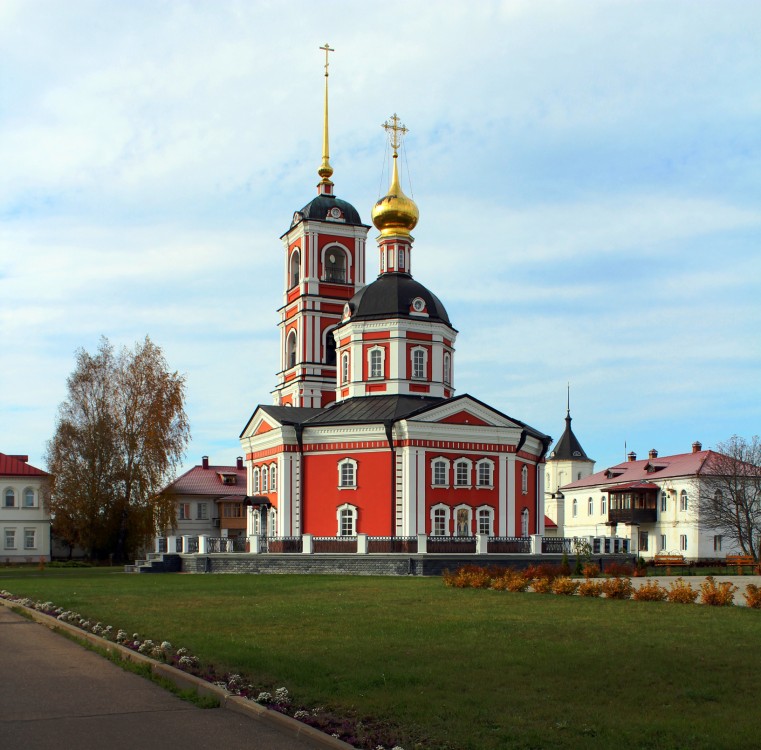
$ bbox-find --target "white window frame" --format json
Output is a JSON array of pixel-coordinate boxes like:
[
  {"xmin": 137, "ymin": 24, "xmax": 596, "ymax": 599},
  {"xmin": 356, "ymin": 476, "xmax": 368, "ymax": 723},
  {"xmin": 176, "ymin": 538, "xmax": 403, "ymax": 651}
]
[
  {"xmin": 323, "ymin": 244, "xmax": 349, "ymax": 283},
  {"xmin": 660, "ymin": 534, "xmax": 667, "ymax": 551},
  {"xmin": 4, "ymin": 528, "xmax": 16, "ymax": 549},
  {"xmin": 661, "ymin": 491, "xmax": 668, "ymax": 511},
  {"xmin": 521, "ymin": 465, "xmax": 529, "ymax": 494},
  {"xmin": 286, "ymin": 330, "xmax": 297, "ymax": 370},
  {"xmin": 24, "ymin": 528, "xmax": 36, "ymax": 550},
  {"xmin": 713, "ymin": 535, "xmax": 722, "ymax": 552},
  {"xmin": 270, "ymin": 509, "xmax": 277, "ymax": 537},
  {"xmin": 601, "ymin": 496, "xmax": 607, "ymax": 515},
  {"xmin": 588, "ymin": 497, "xmax": 594, "ymax": 516},
  {"xmin": 341, "ymin": 352, "xmax": 350, "ymax": 384},
  {"xmin": 476, "ymin": 459, "xmax": 494, "ymax": 488},
  {"xmin": 261, "ymin": 467, "xmax": 268, "ymax": 493},
  {"xmin": 289, "ymin": 248, "xmax": 300, "ymax": 288},
  {"xmin": 477, "ymin": 506, "xmax": 493, "ymax": 536},
  {"xmin": 336, "ymin": 503, "xmax": 357, "ymax": 536},
  {"xmin": 443, "ymin": 352, "xmax": 451, "ymax": 385},
  {"xmin": 454, "ymin": 459, "xmax": 472, "ymax": 488},
  {"xmin": 4, "ymin": 489, "xmax": 15, "ymax": 508},
  {"xmin": 410, "ymin": 346, "xmax": 427, "ymax": 380},
  {"xmin": 453, "ymin": 505, "xmax": 472, "ymax": 536},
  {"xmin": 367, "ymin": 346, "xmax": 385, "ymax": 379},
  {"xmin": 431, "ymin": 504, "xmax": 450, "ymax": 536},
  {"xmin": 639, "ymin": 531, "xmax": 649, "ymax": 552},
  {"xmin": 680, "ymin": 534, "xmax": 688, "ymax": 551},
  {"xmin": 253, "ymin": 468, "xmax": 260, "ymax": 494},
  {"xmin": 430, "ymin": 457, "xmax": 450, "ymax": 488},
  {"xmin": 338, "ymin": 458, "xmax": 358, "ymax": 490},
  {"xmin": 270, "ymin": 464, "xmax": 277, "ymax": 492},
  {"xmin": 196, "ymin": 503, "xmax": 209, "ymax": 520},
  {"xmin": 521, "ymin": 508, "xmax": 530, "ymax": 537},
  {"xmin": 23, "ymin": 488, "xmax": 35, "ymax": 508},
  {"xmin": 572, "ymin": 498, "xmax": 578, "ymax": 518},
  {"xmin": 680, "ymin": 490, "xmax": 688, "ymax": 512}
]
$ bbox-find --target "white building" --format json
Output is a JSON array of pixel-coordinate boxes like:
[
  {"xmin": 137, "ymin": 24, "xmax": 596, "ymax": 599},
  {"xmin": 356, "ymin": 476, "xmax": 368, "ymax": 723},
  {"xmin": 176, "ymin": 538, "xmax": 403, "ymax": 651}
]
[
  {"xmin": 1, "ymin": 453, "xmax": 51, "ymax": 562},
  {"xmin": 555, "ymin": 442, "xmax": 740, "ymax": 560}
]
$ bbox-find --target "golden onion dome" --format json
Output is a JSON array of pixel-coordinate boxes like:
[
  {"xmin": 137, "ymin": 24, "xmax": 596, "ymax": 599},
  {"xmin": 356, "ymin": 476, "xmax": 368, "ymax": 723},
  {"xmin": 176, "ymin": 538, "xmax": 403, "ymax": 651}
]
[{"xmin": 372, "ymin": 154, "xmax": 419, "ymax": 237}]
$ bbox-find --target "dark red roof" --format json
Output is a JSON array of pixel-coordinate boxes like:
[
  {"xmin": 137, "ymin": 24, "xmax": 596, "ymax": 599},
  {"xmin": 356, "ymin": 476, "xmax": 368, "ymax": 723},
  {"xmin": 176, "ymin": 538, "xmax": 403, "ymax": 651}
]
[
  {"xmin": 544, "ymin": 515, "xmax": 557, "ymax": 528},
  {"xmin": 163, "ymin": 463, "xmax": 247, "ymax": 497},
  {"xmin": 605, "ymin": 481, "xmax": 660, "ymax": 492},
  {"xmin": 0, "ymin": 453, "xmax": 48, "ymax": 477}
]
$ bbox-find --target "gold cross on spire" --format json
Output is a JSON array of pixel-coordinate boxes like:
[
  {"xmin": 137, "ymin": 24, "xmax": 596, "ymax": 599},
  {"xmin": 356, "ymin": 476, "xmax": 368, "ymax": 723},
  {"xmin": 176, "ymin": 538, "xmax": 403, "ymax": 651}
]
[
  {"xmin": 320, "ymin": 43, "xmax": 334, "ymax": 77},
  {"xmin": 382, "ymin": 113, "xmax": 408, "ymax": 156}
]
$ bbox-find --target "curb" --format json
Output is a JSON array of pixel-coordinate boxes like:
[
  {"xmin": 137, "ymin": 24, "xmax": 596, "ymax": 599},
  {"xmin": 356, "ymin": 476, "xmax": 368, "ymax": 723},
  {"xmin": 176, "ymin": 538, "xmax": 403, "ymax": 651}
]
[{"xmin": 0, "ymin": 597, "xmax": 354, "ymax": 750}]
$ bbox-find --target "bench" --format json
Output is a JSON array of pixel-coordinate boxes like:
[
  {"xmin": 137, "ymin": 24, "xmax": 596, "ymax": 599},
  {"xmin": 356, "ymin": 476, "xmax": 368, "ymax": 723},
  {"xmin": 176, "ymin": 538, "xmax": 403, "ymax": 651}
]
[
  {"xmin": 726, "ymin": 554, "xmax": 755, "ymax": 572},
  {"xmin": 654, "ymin": 554, "xmax": 686, "ymax": 568}
]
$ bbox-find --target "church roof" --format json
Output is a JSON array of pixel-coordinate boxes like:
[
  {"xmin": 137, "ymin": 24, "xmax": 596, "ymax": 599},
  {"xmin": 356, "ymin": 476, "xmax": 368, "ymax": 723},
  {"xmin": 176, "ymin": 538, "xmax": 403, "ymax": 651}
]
[
  {"xmin": 257, "ymin": 405, "xmax": 324, "ymax": 425},
  {"xmin": 305, "ymin": 394, "xmax": 443, "ymax": 425},
  {"xmin": 548, "ymin": 413, "xmax": 592, "ymax": 462},
  {"xmin": 344, "ymin": 272, "xmax": 453, "ymax": 326},
  {"xmin": 0, "ymin": 453, "xmax": 48, "ymax": 477},
  {"xmin": 292, "ymin": 194, "xmax": 365, "ymax": 229}
]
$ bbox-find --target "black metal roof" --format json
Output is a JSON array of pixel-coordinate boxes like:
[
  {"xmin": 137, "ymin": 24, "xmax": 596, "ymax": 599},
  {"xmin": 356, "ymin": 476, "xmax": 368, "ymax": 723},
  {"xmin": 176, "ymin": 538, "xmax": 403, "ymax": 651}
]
[
  {"xmin": 548, "ymin": 413, "xmax": 592, "ymax": 462},
  {"xmin": 304, "ymin": 395, "xmax": 444, "ymax": 425},
  {"xmin": 258, "ymin": 405, "xmax": 324, "ymax": 425},
  {"xmin": 343, "ymin": 272, "xmax": 452, "ymax": 326},
  {"xmin": 294, "ymin": 194, "xmax": 364, "ymax": 227}
]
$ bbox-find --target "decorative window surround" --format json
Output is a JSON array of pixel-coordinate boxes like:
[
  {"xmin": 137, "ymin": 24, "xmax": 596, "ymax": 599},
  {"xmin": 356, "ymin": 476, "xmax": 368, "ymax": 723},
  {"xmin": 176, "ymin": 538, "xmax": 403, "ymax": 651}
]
[
  {"xmin": 453, "ymin": 504, "xmax": 472, "ymax": 536},
  {"xmin": 270, "ymin": 464, "xmax": 277, "ymax": 492},
  {"xmin": 521, "ymin": 465, "xmax": 529, "ymax": 494},
  {"xmin": 411, "ymin": 346, "xmax": 427, "ymax": 380},
  {"xmin": 476, "ymin": 459, "xmax": 494, "ymax": 488},
  {"xmin": 431, "ymin": 504, "xmax": 450, "ymax": 536},
  {"xmin": 454, "ymin": 459, "xmax": 472, "ymax": 488},
  {"xmin": 430, "ymin": 457, "xmax": 451, "ymax": 488},
  {"xmin": 337, "ymin": 503, "xmax": 357, "ymax": 536},
  {"xmin": 367, "ymin": 346, "xmax": 385, "ymax": 380},
  {"xmin": 338, "ymin": 458, "xmax": 358, "ymax": 489},
  {"xmin": 477, "ymin": 506, "xmax": 493, "ymax": 536}
]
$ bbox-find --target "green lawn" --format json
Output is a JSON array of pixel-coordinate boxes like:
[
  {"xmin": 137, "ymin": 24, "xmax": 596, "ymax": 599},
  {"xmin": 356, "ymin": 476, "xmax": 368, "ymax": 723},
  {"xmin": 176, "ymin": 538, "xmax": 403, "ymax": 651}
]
[{"xmin": 2, "ymin": 569, "xmax": 760, "ymax": 750}]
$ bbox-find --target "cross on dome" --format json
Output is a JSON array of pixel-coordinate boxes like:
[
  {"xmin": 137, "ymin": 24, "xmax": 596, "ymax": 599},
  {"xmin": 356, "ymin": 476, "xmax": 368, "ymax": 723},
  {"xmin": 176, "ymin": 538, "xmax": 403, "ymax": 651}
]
[{"xmin": 382, "ymin": 113, "xmax": 408, "ymax": 156}]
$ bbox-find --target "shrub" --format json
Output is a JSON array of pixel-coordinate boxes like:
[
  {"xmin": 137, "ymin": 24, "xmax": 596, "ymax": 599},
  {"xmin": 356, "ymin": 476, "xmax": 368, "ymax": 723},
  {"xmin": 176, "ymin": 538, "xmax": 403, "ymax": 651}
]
[
  {"xmin": 743, "ymin": 584, "xmax": 761, "ymax": 609},
  {"xmin": 632, "ymin": 580, "xmax": 667, "ymax": 602},
  {"xmin": 551, "ymin": 577, "xmax": 579, "ymax": 596},
  {"xmin": 524, "ymin": 563, "xmax": 564, "ymax": 581},
  {"xmin": 582, "ymin": 563, "xmax": 600, "ymax": 579},
  {"xmin": 443, "ymin": 565, "xmax": 492, "ymax": 589},
  {"xmin": 601, "ymin": 577, "xmax": 633, "ymax": 600},
  {"xmin": 699, "ymin": 576, "xmax": 737, "ymax": 607},
  {"xmin": 577, "ymin": 580, "xmax": 603, "ymax": 597},
  {"xmin": 666, "ymin": 578, "xmax": 699, "ymax": 604},
  {"xmin": 491, "ymin": 570, "xmax": 531, "ymax": 592},
  {"xmin": 531, "ymin": 577, "xmax": 553, "ymax": 594},
  {"xmin": 606, "ymin": 561, "xmax": 635, "ymax": 578}
]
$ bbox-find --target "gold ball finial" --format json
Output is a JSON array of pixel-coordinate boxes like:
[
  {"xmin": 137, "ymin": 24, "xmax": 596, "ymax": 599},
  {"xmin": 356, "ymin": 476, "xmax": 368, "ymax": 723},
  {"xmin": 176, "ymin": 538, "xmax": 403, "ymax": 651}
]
[{"xmin": 372, "ymin": 114, "xmax": 419, "ymax": 236}]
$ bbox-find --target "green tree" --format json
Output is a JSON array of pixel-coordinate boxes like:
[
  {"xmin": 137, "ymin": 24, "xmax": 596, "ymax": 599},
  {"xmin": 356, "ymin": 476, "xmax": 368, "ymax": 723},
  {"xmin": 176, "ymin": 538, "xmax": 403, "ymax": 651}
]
[{"xmin": 45, "ymin": 336, "xmax": 189, "ymax": 561}]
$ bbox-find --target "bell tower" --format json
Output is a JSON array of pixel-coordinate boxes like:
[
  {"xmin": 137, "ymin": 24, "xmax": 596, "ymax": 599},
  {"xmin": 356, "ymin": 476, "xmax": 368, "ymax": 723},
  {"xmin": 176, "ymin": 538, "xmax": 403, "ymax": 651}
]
[{"xmin": 273, "ymin": 44, "xmax": 370, "ymax": 408}]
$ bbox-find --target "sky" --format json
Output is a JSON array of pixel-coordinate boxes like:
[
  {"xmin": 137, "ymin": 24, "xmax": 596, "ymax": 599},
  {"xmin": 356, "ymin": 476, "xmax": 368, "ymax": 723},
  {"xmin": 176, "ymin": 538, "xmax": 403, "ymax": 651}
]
[{"xmin": 2, "ymin": 0, "xmax": 760, "ymax": 477}]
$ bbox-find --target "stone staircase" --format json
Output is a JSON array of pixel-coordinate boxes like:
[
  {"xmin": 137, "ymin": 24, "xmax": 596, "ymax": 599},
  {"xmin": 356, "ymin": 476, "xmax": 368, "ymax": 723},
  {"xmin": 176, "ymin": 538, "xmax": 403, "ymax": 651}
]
[{"xmin": 123, "ymin": 552, "xmax": 181, "ymax": 573}]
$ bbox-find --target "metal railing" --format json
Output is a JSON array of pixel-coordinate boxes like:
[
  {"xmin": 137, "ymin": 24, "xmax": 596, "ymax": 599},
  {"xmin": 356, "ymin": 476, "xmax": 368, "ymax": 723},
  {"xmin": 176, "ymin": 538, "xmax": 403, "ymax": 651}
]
[
  {"xmin": 268, "ymin": 536, "xmax": 303, "ymax": 553},
  {"xmin": 207, "ymin": 537, "xmax": 247, "ymax": 553},
  {"xmin": 541, "ymin": 537, "xmax": 572, "ymax": 554},
  {"xmin": 367, "ymin": 536, "xmax": 418, "ymax": 554},
  {"xmin": 313, "ymin": 536, "xmax": 358, "ymax": 553},
  {"xmin": 488, "ymin": 536, "xmax": 531, "ymax": 554},
  {"xmin": 427, "ymin": 536, "xmax": 477, "ymax": 554}
]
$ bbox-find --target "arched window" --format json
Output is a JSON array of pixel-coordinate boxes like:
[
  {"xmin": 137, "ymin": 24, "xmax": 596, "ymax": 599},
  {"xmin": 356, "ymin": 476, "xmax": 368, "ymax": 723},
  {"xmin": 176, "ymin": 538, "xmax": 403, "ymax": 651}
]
[
  {"xmin": 289, "ymin": 249, "xmax": 300, "ymax": 287},
  {"xmin": 443, "ymin": 353, "xmax": 451, "ymax": 385},
  {"xmin": 368, "ymin": 347, "xmax": 384, "ymax": 379},
  {"xmin": 521, "ymin": 508, "xmax": 529, "ymax": 537},
  {"xmin": 337, "ymin": 504, "xmax": 357, "ymax": 536},
  {"xmin": 572, "ymin": 498, "xmax": 578, "ymax": 517},
  {"xmin": 680, "ymin": 489, "xmax": 688, "ymax": 511},
  {"xmin": 588, "ymin": 497, "xmax": 593, "ymax": 515},
  {"xmin": 23, "ymin": 488, "xmax": 35, "ymax": 507},
  {"xmin": 411, "ymin": 347, "xmax": 426, "ymax": 380},
  {"xmin": 454, "ymin": 459, "xmax": 471, "ymax": 487},
  {"xmin": 261, "ymin": 467, "xmax": 268, "ymax": 493},
  {"xmin": 477, "ymin": 507, "xmax": 493, "ymax": 536},
  {"xmin": 476, "ymin": 459, "xmax": 494, "ymax": 488},
  {"xmin": 4, "ymin": 489, "xmax": 15, "ymax": 508},
  {"xmin": 431, "ymin": 505, "xmax": 449, "ymax": 536},
  {"xmin": 521, "ymin": 465, "xmax": 529, "ymax": 494},
  {"xmin": 341, "ymin": 352, "xmax": 350, "ymax": 384},
  {"xmin": 286, "ymin": 330, "xmax": 297, "ymax": 369},
  {"xmin": 325, "ymin": 248, "xmax": 347, "ymax": 283},
  {"xmin": 338, "ymin": 458, "xmax": 357, "ymax": 489},
  {"xmin": 270, "ymin": 465, "xmax": 277, "ymax": 492},
  {"xmin": 432, "ymin": 459, "xmax": 449, "ymax": 487},
  {"xmin": 270, "ymin": 509, "xmax": 277, "ymax": 537},
  {"xmin": 601, "ymin": 496, "xmax": 607, "ymax": 515},
  {"xmin": 252, "ymin": 468, "xmax": 260, "ymax": 493}
]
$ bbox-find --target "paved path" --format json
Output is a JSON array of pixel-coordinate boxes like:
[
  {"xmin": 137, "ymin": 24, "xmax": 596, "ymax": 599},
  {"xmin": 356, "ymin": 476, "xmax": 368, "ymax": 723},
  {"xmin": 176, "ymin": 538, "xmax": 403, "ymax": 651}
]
[{"xmin": 0, "ymin": 606, "xmax": 327, "ymax": 750}]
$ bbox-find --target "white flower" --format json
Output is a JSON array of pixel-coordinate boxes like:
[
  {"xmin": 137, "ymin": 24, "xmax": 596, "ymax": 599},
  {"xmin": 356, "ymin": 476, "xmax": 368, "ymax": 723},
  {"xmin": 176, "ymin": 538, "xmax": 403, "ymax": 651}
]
[
  {"xmin": 255, "ymin": 691, "xmax": 272, "ymax": 704},
  {"xmin": 294, "ymin": 710, "xmax": 310, "ymax": 720},
  {"xmin": 274, "ymin": 687, "xmax": 291, "ymax": 705}
]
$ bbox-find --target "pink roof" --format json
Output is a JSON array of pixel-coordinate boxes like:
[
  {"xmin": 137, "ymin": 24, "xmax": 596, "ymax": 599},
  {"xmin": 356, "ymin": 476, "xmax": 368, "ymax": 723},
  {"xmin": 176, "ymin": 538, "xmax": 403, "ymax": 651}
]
[
  {"xmin": 163, "ymin": 464, "xmax": 247, "ymax": 497},
  {"xmin": 561, "ymin": 450, "xmax": 716, "ymax": 491},
  {"xmin": 0, "ymin": 453, "xmax": 48, "ymax": 477}
]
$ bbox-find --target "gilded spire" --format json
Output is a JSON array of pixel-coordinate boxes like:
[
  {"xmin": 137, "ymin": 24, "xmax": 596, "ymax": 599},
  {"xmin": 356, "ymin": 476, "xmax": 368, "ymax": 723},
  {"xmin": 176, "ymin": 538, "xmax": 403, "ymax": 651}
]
[
  {"xmin": 372, "ymin": 113, "xmax": 419, "ymax": 237},
  {"xmin": 317, "ymin": 43, "xmax": 334, "ymax": 190}
]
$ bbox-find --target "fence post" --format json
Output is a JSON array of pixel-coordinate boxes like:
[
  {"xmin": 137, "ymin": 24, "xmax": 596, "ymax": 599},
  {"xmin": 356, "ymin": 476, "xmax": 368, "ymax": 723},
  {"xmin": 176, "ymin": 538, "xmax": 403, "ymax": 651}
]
[
  {"xmin": 302, "ymin": 534, "xmax": 313, "ymax": 554},
  {"xmin": 181, "ymin": 535, "xmax": 192, "ymax": 553},
  {"xmin": 531, "ymin": 534, "xmax": 543, "ymax": 555},
  {"xmin": 356, "ymin": 533, "xmax": 368, "ymax": 554},
  {"xmin": 249, "ymin": 535, "xmax": 260, "ymax": 554},
  {"xmin": 198, "ymin": 535, "xmax": 208, "ymax": 554},
  {"xmin": 167, "ymin": 536, "xmax": 177, "ymax": 554},
  {"xmin": 476, "ymin": 534, "xmax": 489, "ymax": 555},
  {"xmin": 417, "ymin": 533, "xmax": 427, "ymax": 555}
]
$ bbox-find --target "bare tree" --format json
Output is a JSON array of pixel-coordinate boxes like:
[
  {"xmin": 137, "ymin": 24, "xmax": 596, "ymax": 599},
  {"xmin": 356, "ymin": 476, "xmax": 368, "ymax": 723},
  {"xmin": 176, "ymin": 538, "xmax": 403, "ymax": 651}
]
[
  {"xmin": 46, "ymin": 336, "xmax": 190, "ymax": 561},
  {"xmin": 698, "ymin": 436, "xmax": 761, "ymax": 561}
]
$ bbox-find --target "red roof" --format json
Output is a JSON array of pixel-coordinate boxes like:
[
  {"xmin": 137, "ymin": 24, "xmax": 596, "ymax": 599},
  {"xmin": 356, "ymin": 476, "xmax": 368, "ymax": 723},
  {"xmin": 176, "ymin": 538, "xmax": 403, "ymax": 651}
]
[
  {"xmin": 561, "ymin": 450, "xmax": 715, "ymax": 490},
  {"xmin": 0, "ymin": 453, "xmax": 48, "ymax": 477},
  {"xmin": 163, "ymin": 463, "xmax": 247, "ymax": 497},
  {"xmin": 544, "ymin": 515, "xmax": 557, "ymax": 529},
  {"xmin": 604, "ymin": 481, "xmax": 660, "ymax": 492}
]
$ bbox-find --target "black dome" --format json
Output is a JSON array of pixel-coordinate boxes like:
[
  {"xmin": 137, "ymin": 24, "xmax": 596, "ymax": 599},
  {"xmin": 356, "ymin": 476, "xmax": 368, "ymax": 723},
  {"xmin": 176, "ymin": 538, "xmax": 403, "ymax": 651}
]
[
  {"xmin": 346, "ymin": 273, "xmax": 452, "ymax": 326},
  {"xmin": 293, "ymin": 194, "xmax": 364, "ymax": 227}
]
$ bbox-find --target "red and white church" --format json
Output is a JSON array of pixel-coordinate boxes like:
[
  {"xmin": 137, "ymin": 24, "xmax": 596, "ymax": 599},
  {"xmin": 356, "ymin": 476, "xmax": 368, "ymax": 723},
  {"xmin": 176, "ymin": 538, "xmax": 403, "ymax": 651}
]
[{"xmin": 239, "ymin": 67, "xmax": 551, "ymax": 543}]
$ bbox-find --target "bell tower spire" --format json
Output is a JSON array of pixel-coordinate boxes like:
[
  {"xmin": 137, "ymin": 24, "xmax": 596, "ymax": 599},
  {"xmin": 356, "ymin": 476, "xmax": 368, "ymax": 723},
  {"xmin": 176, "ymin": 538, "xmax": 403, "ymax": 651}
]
[{"xmin": 317, "ymin": 42, "xmax": 334, "ymax": 195}]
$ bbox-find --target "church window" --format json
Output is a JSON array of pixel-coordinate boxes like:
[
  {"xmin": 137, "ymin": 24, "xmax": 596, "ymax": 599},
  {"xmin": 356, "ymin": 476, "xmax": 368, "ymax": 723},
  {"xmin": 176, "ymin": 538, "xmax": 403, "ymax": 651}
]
[
  {"xmin": 325, "ymin": 248, "xmax": 347, "ymax": 283},
  {"xmin": 476, "ymin": 459, "xmax": 493, "ymax": 488},
  {"xmin": 341, "ymin": 352, "xmax": 350, "ymax": 383},
  {"xmin": 325, "ymin": 327, "xmax": 337, "ymax": 366},
  {"xmin": 454, "ymin": 459, "xmax": 471, "ymax": 487},
  {"xmin": 286, "ymin": 331, "xmax": 297, "ymax": 369},
  {"xmin": 432, "ymin": 459, "xmax": 449, "ymax": 487},
  {"xmin": 443, "ymin": 353, "xmax": 451, "ymax": 385},
  {"xmin": 270, "ymin": 509, "xmax": 277, "ymax": 536},
  {"xmin": 398, "ymin": 248, "xmax": 404, "ymax": 271},
  {"xmin": 454, "ymin": 506, "xmax": 471, "ymax": 536},
  {"xmin": 270, "ymin": 464, "xmax": 277, "ymax": 492},
  {"xmin": 411, "ymin": 347, "xmax": 426, "ymax": 379},
  {"xmin": 337, "ymin": 504, "xmax": 357, "ymax": 536},
  {"xmin": 23, "ymin": 488, "xmax": 35, "ymax": 507},
  {"xmin": 368, "ymin": 347, "xmax": 384, "ymax": 379},
  {"xmin": 521, "ymin": 508, "xmax": 530, "ymax": 537},
  {"xmin": 431, "ymin": 505, "xmax": 449, "ymax": 536},
  {"xmin": 253, "ymin": 468, "xmax": 260, "ymax": 493},
  {"xmin": 477, "ymin": 507, "xmax": 493, "ymax": 536},
  {"xmin": 338, "ymin": 458, "xmax": 358, "ymax": 489},
  {"xmin": 680, "ymin": 490, "xmax": 688, "ymax": 512},
  {"xmin": 4, "ymin": 489, "xmax": 15, "ymax": 508},
  {"xmin": 521, "ymin": 465, "xmax": 529, "ymax": 494},
  {"xmin": 261, "ymin": 468, "xmax": 268, "ymax": 493},
  {"xmin": 572, "ymin": 498, "xmax": 578, "ymax": 517},
  {"xmin": 588, "ymin": 497, "xmax": 593, "ymax": 516},
  {"xmin": 289, "ymin": 249, "xmax": 300, "ymax": 287}
]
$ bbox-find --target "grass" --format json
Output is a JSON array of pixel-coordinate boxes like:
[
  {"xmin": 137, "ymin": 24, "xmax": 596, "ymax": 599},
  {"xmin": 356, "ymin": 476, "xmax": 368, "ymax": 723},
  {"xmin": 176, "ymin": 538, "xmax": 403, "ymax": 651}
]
[{"xmin": 2, "ymin": 569, "xmax": 761, "ymax": 750}]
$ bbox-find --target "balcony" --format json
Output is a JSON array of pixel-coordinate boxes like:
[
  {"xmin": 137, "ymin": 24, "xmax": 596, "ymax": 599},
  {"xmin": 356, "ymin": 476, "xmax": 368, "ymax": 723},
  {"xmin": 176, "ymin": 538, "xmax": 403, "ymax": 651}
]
[
  {"xmin": 607, "ymin": 481, "xmax": 659, "ymax": 525},
  {"xmin": 608, "ymin": 507, "xmax": 658, "ymax": 525}
]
